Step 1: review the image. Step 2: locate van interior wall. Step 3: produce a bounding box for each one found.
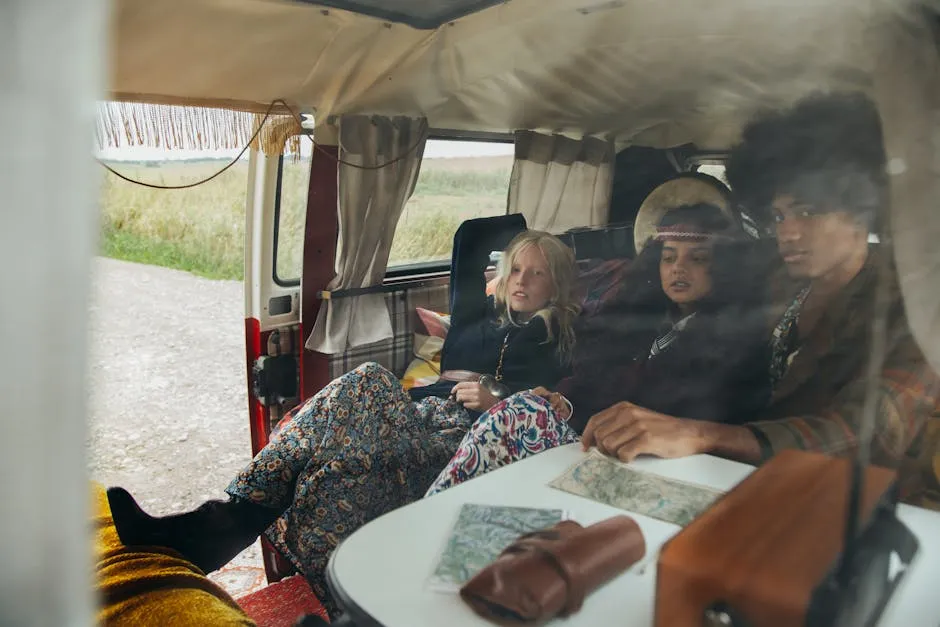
[300,145,340,402]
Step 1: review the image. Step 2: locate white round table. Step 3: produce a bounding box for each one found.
[326,444,940,627]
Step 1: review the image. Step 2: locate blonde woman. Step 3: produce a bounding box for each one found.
[106,226,580,616]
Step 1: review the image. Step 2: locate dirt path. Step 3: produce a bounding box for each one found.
[86,257,265,597]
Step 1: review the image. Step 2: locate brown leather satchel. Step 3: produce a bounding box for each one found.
[459,516,646,625]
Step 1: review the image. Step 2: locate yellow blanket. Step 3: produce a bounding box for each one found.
[92,482,255,626]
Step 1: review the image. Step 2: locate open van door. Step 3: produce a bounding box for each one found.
[243,140,311,580]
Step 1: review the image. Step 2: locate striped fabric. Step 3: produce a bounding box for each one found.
[328,279,450,380]
[649,313,696,358]
[750,364,940,467]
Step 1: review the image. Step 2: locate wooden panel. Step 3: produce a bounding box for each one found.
[656,450,896,626]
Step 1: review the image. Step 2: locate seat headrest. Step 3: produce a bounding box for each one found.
[633,173,734,254]
[555,224,634,260]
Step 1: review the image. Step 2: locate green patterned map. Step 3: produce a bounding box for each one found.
[428,503,566,591]
[549,450,723,526]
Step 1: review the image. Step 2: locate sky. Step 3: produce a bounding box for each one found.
[96,138,514,161]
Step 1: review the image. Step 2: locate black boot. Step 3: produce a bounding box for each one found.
[106,486,282,573]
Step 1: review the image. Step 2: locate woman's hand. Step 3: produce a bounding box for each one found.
[451,382,499,412]
[530,387,572,420]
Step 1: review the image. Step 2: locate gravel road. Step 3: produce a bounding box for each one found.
[86,257,264,594]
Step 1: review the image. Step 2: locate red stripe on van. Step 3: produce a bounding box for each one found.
[245,316,269,455]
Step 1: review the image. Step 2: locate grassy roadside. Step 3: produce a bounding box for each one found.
[98,157,511,281]
[100,227,244,280]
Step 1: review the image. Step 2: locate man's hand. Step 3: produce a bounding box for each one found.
[580,401,716,462]
[451,382,499,412]
[530,387,572,420]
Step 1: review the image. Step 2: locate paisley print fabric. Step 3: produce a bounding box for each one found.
[225,362,473,616]
[768,285,811,389]
[425,391,579,497]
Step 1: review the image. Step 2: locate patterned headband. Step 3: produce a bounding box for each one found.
[654,223,718,242]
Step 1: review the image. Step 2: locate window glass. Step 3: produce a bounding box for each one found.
[388,139,513,268]
[274,153,311,284]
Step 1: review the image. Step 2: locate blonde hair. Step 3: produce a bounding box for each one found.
[493,230,580,362]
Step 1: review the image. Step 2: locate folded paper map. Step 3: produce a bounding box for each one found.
[549,450,723,526]
[428,503,566,591]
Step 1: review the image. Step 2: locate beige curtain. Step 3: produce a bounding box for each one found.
[508,131,614,232]
[306,115,428,354]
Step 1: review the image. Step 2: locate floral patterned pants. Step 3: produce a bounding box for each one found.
[424,391,579,497]
[225,362,472,617]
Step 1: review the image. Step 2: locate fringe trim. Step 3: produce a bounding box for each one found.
[95,102,304,156]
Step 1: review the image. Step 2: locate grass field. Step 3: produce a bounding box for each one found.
[99,155,513,281]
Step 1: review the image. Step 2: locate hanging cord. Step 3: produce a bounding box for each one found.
[97,98,429,189]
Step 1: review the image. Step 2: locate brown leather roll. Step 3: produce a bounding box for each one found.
[459,516,646,625]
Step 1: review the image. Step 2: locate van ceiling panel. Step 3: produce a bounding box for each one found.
[109,0,901,148]
[293,0,506,29]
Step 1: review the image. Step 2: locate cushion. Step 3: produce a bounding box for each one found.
[415,307,451,338]
[401,309,451,390]
[401,333,446,390]
[576,258,632,317]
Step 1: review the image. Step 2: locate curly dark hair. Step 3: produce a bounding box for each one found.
[725,91,888,232]
[572,203,765,371]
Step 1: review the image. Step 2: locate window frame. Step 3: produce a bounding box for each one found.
[271,130,515,285]
[272,153,305,288]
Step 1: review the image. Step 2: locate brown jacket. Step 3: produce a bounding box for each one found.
[747,249,940,474]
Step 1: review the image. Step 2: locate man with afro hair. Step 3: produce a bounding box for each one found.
[582,92,939,488]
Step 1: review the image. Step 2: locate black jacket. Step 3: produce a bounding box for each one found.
[409,218,568,408]
[560,302,771,434]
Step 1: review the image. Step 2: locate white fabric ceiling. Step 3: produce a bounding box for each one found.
[108,0,916,148]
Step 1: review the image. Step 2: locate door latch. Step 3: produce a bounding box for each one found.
[251,354,298,406]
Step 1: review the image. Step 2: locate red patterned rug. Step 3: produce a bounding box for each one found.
[236,574,330,626]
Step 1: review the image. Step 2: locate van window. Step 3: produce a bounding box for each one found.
[387,139,513,269]
[695,163,728,185]
[273,153,311,285]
